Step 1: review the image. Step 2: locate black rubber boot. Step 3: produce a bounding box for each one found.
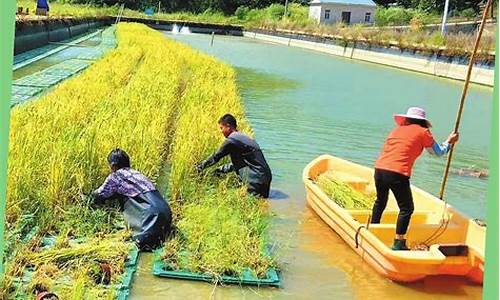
[391,239,410,250]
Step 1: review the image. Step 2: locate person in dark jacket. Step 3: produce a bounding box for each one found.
[92,148,172,251]
[196,114,272,198]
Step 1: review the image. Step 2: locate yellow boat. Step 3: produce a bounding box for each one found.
[303,154,485,283]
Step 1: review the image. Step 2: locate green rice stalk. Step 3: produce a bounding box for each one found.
[316,172,374,209]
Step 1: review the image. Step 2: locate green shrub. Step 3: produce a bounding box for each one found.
[458,8,477,18]
[286,3,309,22]
[409,15,425,32]
[267,3,285,20]
[428,31,446,47]
[235,5,250,20]
[375,7,417,26]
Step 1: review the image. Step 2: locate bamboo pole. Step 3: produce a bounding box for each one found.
[438,0,494,200]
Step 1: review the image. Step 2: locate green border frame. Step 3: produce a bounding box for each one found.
[0,0,15,275]
[0,2,498,299]
[483,12,499,300]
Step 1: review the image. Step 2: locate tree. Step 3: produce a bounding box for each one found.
[373,0,398,7]
[59,0,486,14]
[373,0,483,12]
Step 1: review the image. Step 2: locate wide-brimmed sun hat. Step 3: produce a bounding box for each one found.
[394,107,431,127]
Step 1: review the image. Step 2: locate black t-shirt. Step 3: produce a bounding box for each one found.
[200,132,272,183]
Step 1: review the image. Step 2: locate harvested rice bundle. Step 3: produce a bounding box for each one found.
[30,234,131,298]
[316,172,374,209]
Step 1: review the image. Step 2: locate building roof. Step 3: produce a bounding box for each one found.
[310,0,377,6]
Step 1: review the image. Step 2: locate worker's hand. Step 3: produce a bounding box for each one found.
[84,190,104,207]
[80,191,92,200]
[194,163,204,174]
[213,167,224,177]
[447,132,459,144]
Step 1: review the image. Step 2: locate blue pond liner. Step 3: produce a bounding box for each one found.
[151,248,281,287]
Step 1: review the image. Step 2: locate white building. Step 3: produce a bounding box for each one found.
[309,0,377,25]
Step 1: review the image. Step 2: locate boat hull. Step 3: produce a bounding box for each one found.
[303,155,485,283]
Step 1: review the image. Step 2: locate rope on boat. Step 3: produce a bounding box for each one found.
[355,214,371,249]
[355,225,365,249]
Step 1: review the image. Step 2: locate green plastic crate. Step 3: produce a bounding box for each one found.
[12,85,43,96]
[14,73,66,87]
[116,245,140,300]
[78,49,105,60]
[151,248,281,287]
[12,235,139,300]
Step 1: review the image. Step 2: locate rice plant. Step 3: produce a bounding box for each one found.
[4,23,186,298]
[4,22,275,297]
[316,172,374,209]
[163,26,274,278]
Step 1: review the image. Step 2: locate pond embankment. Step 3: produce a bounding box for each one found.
[244,29,494,86]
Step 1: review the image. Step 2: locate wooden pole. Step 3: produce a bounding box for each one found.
[438,0,494,200]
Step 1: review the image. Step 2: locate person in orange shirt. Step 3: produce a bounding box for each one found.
[372,107,459,250]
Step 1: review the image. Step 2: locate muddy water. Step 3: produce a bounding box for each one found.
[129,32,490,299]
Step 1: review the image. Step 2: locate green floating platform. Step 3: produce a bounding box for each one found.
[116,245,140,300]
[151,249,281,287]
[78,48,105,60]
[12,85,43,96]
[14,73,67,88]
[11,85,44,106]
[14,59,91,89]
[11,26,117,107]
[16,235,140,300]
[47,59,91,73]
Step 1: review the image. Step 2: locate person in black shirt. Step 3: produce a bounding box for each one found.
[196,114,272,198]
